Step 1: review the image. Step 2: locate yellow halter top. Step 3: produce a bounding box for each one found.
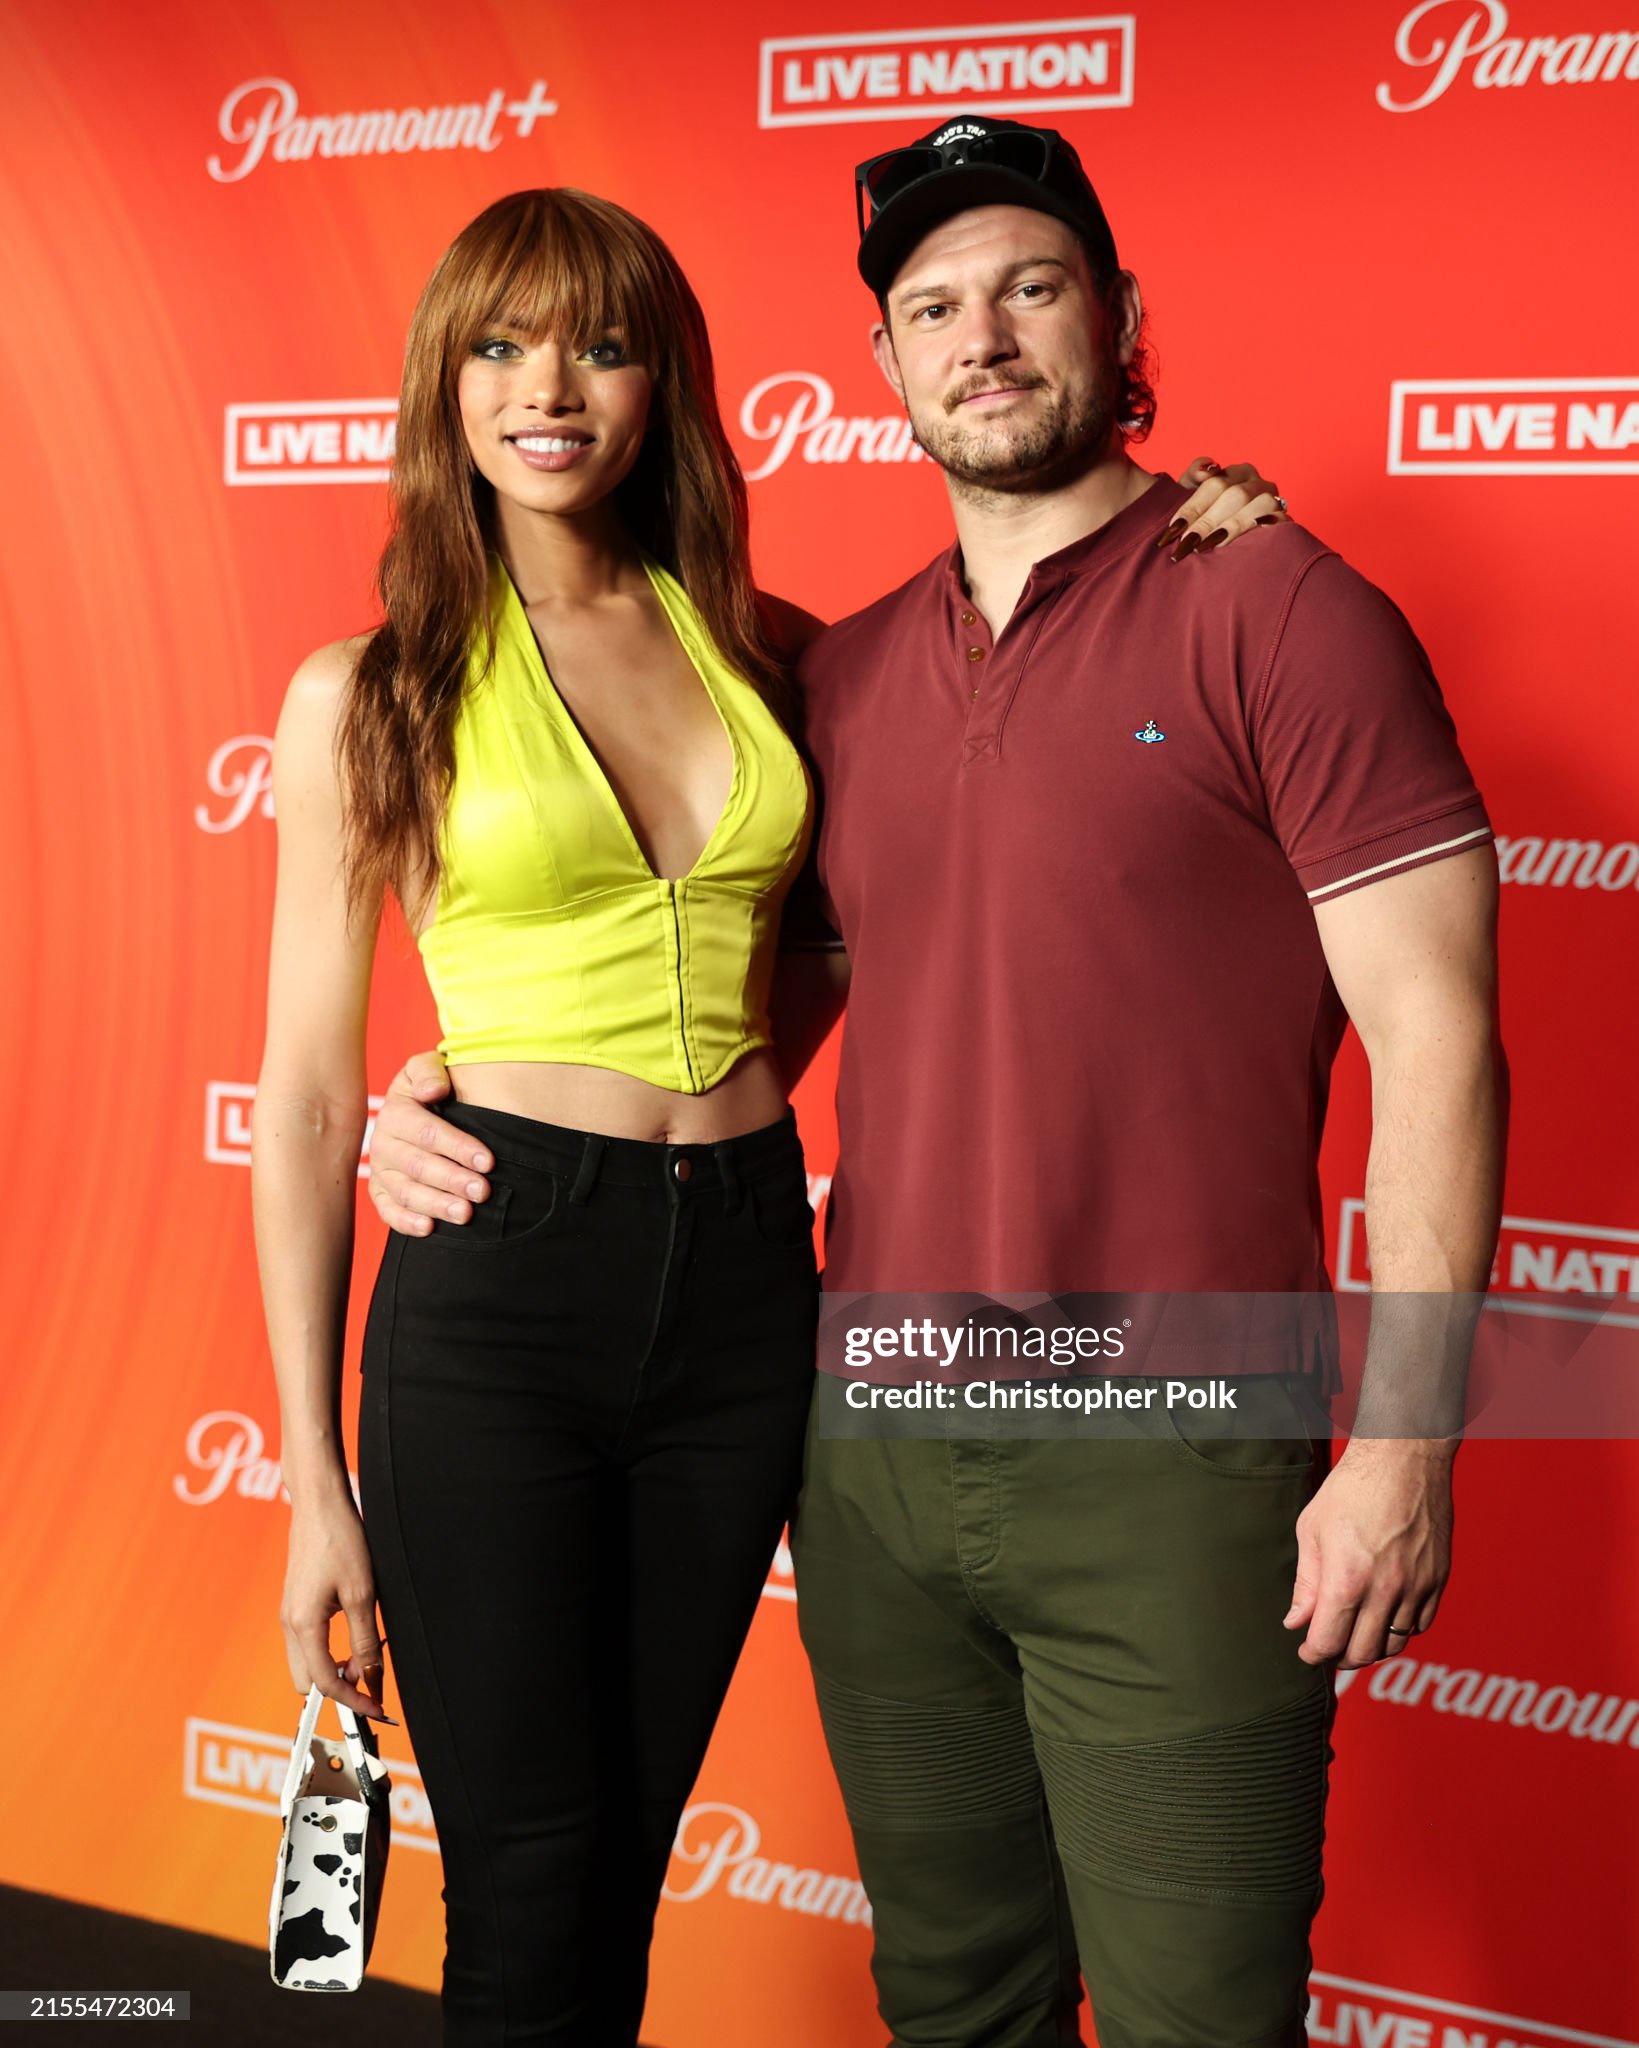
[416,549,813,1092]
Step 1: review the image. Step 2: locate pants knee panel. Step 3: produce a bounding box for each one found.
[1035,1686,1330,1901]
[813,1672,1042,1829]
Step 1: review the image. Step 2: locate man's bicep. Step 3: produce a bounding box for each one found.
[1312,844,1499,1053]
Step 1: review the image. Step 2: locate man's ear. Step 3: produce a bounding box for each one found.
[1111,269,1143,367]
[870,319,906,403]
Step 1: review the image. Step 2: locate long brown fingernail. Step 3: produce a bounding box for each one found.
[1170,531,1204,562]
[1201,529,1229,551]
[1255,514,1281,525]
[1155,518,1188,549]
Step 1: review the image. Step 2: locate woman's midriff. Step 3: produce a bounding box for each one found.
[445,1045,790,1143]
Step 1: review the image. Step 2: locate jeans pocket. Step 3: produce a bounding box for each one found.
[419,1160,567,1254]
[746,1162,818,1251]
[1159,1374,1318,1479]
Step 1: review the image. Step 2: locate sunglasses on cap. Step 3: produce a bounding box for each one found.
[854,123,1090,239]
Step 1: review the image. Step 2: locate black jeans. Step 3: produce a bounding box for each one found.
[357,1101,819,2046]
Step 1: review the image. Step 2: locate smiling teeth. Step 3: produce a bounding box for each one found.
[512,436,585,453]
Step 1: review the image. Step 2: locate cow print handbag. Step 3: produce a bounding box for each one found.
[269,1681,393,1991]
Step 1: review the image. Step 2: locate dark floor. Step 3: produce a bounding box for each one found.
[0,1886,675,2044]
[0,1882,442,2044]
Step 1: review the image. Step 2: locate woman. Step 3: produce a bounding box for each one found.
[253,184,1284,2044]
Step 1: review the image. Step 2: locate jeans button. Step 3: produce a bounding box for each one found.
[673,1156,692,1183]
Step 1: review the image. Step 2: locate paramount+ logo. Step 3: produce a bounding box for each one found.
[208,77,558,183]
[662,1801,872,1923]
[1379,1,1639,112]
[196,736,273,832]
[738,372,925,481]
[1494,833,1639,893]
[758,14,1135,127]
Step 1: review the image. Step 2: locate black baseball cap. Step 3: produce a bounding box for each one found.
[855,116,1120,299]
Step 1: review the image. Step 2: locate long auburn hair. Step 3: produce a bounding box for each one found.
[335,187,785,934]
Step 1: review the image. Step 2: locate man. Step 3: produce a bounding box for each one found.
[367,120,1502,2047]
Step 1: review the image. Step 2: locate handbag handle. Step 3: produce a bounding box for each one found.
[278,1681,389,1818]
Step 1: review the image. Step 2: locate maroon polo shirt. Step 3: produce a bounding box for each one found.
[793,472,1492,1295]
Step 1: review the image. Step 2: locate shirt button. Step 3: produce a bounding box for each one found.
[673,1156,692,1182]
[960,609,976,625]
[966,646,985,662]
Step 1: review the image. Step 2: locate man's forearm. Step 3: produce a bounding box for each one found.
[1353,1020,1504,1440]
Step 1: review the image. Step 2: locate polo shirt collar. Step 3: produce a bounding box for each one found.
[939,469,1187,611]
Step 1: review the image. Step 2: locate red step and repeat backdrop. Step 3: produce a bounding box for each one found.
[2,1,1636,2042]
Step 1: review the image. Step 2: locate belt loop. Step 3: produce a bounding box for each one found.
[568,1133,607,1206]
[713,1140,743,1216]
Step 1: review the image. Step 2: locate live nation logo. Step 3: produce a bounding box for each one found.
[758,15,1134,126]
[1339,1198,1639,1320]
[225,400,397,485]
[184,1711,437,1850]
[1305,1972,1635,2048]
[206,1082,384,1174]
[1388,381,1639,474]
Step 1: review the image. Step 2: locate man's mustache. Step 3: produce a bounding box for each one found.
[944,375,1048,413]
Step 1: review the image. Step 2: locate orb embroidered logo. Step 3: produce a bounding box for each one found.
[1133,719,1166,744]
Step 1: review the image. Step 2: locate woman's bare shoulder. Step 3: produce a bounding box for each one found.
[288,627,380,700]
[273,630,382,800]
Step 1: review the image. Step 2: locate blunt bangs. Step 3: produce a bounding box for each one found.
[453,192,666,373]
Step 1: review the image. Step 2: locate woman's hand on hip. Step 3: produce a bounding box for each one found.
[367,1049,492,1236]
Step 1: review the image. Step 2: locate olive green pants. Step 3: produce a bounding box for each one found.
[789,1383,1335,2048]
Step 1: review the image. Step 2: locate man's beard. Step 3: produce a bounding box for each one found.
[909,352,1122,497]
